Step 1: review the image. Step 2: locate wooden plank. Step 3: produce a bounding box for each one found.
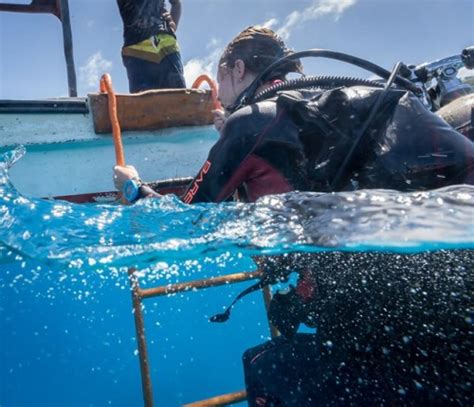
[89,89,214,134]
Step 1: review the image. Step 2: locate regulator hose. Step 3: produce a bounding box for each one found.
[253,75,385,103]
[229,49,421,112]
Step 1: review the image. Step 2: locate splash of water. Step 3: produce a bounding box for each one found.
[0,147,473,275]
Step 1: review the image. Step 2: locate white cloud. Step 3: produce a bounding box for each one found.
[79,52,113,89]
[183,39,223,87]
[261,18,279,30]
[183,0,357,86]
[276,0,357,41]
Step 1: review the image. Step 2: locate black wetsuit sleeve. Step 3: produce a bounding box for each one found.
[181,106,276,203]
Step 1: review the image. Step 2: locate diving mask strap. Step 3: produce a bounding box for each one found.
[209,279,266,323]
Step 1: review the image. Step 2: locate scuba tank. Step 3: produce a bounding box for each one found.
[437,93,474,141]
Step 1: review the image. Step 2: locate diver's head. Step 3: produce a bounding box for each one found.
[217,26,302,109]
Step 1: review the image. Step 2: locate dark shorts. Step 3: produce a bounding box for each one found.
[122,52,186,93]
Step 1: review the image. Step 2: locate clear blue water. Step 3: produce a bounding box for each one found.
[1,147,473,406]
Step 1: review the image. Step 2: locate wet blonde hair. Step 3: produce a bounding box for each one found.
[219,26,303,80]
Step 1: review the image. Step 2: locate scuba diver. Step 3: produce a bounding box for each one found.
[113,26,474,406]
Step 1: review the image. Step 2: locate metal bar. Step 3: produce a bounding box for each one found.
[183,390,247,407]
[131,268,265,406]
[139,270,264,299]
[58,0,77,97]
[0,0,77,96]
[0,98,88,114]
[128,268,154,407]
[262,285,280,339]
[0,3,56,16]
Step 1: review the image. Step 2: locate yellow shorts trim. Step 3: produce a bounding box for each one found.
[122,34,180,64]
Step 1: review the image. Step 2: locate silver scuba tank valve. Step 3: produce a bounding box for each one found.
[410,48,473,110]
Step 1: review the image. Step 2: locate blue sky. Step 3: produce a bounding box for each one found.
[0,0,473,99]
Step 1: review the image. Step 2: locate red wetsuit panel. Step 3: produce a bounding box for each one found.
[215,154,293,202]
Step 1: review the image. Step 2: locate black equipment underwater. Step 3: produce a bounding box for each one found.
[209,278,267,323]
[268,286,304,338]
[210,257,294,324]
[210,275,307,337]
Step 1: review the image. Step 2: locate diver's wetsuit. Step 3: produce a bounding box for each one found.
[182,87,474,204]
[182,100,311,204]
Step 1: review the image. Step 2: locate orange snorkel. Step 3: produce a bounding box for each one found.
[100,73,126,167]
[192,74,222,110]
[100,73,127,203]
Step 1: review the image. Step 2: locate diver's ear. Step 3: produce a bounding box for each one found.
[233,59,246,81]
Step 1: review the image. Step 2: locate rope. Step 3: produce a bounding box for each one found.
[191,74,222,110]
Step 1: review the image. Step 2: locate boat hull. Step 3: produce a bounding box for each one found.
[0,92,218,198]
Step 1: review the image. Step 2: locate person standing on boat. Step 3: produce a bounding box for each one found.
[117,0,186,93]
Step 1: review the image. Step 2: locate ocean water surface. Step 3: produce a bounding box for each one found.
[1,147,473,406]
